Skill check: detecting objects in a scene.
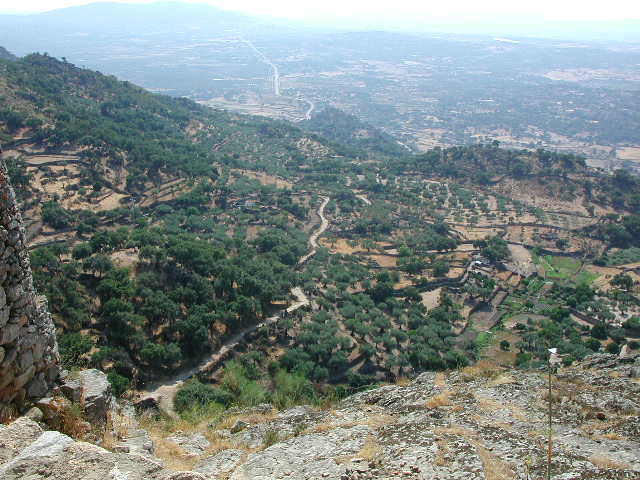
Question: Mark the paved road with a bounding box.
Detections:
[244,39,280,96]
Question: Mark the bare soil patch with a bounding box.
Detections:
[370,254,397,268]
[110,249,139,269]
[421,288,442,309]
[320,238,360,255]
[617,147,640,162]
[232,169,294,190]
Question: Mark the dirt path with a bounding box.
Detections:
[137,281,311,416]
[356,194,371,206]
[298,196,329,265]
[304,100,315,120]
[137,197,329,414]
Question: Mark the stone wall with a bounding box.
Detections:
[0,157,59,421]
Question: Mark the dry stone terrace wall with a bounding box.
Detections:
[0,157,59,421]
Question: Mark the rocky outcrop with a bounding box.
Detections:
[0,417,200,480]
[194,449,245,477]
[77,369,115,423]
[167,432,211,456]
[0,158,59,421]
[3,354,640,479]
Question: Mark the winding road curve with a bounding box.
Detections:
[303,100,315,121]
[138,196,330,413]
[298,196,329,265]
[356,194,371,206]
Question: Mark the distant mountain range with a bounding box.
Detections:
[1,2,637,171]
[2,2,640,43]
[0,46,15,61]
[0,2,275,57]
[0,1,254,31]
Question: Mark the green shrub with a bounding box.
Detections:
[584,338,601,352]
[515,352,532,368]
[271,370,315,409]
[236,381,269,407]
[623,317,640,336]
[174,379,233,413]
[590,323,608,340]
[605,342,620,355]
[107,372,130,397]
[58,332,93,368]
[262,429,279,448]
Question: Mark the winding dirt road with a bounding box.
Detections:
[356,194,371,206]
[138,196,329,413]
[304,100,315,120]
[298,196,329,265]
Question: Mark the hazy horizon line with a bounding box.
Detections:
[1,0,640,42]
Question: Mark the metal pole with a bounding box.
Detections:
[547,357,552,480]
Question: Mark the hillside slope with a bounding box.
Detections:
[0,53,347,386]
[300,106,409,159]
[0,46,15,61]
[2,51,640,414]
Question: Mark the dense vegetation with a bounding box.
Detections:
[31,219,304,380]
[300,106,408,159]
[3,52,639,408]
[0,54,340,182]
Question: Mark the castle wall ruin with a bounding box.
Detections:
[0,158,59,421]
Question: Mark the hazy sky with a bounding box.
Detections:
[2,0,640,25]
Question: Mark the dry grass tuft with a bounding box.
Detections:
[366,414,394,428]
[434,425,471,437]
[395,377,411,387]
[434,439,450,466]
[43,398,93,440]
[60,402,90,439]
[214,411,277,431]
[101,410,131,450]
[460,360,502,382]
[472,393,528,422]
[309,422,339,433]
[487,374,516,387]
[589,455,630,470]
[435,424,516,480]
[260,429,279,450]
[474,443,516,480]
[153,434,200,471]
[425,391,452,408]
[136,409,246,471]
[357,436,382,462]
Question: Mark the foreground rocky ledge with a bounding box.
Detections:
[1,354,639,479]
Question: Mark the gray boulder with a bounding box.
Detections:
[59,370,82,402]
[229,425,371,480]
[230,419,249,433]
[0,416,43,463]
[167,431,211,456]
[194,449,245,477]
[0,430,74,478]
[79,369,115,423]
